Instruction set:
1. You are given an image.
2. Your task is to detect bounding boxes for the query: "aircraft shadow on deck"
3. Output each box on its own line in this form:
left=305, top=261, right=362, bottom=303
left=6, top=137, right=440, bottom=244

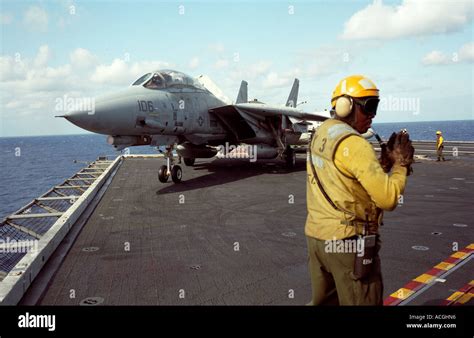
left=156, top=157, right=306, bottom=195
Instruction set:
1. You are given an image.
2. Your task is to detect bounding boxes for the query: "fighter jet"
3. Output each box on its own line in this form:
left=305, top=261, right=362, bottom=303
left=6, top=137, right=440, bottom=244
left=60, top=69, right=327, bottom=183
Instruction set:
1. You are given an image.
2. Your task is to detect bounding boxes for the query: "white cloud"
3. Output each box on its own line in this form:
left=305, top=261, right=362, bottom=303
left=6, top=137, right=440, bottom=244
left=227, top=60, right=273, bottom=84
left=208, top=43, right=225, bottom=53
left=0, top=13, right=13, bottom=25
left=23, top=6, right=48, bottom=32
left=422, top=42, right=474, bottom=65
left=341, top=0, right=474, bottom=40
left=90, top=59, right=170, bottom=85
left=262, top=71, right=292, bottom=89
left=188, top=57, right=199, bottom=70
left=5, top=100, right=22, bottom=109
left=294, top=44, right=363, bottom=79
left=0, top=46, right=172, bottom=132
left=29, top=101, right=46, bottom=109
left=214, top=58, right=229, bottom=70
left=70, top=48, right=98, bottom=69
left=0, top=45, right=59, bottom=84
left=421, top=50, right=450, bottom=65
left=248, top=61, right=272, bottom=76
left=0, top=56, right=26, bottom=81
left=90, top=59, right=140, bottom=84
left=34, top=45, right=51, bottom=67
left=458, top=42, right=474, bottom=63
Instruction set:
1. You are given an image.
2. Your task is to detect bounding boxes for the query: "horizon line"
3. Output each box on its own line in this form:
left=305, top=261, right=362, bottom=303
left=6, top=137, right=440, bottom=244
left=0, top=118, right=473, bottom=138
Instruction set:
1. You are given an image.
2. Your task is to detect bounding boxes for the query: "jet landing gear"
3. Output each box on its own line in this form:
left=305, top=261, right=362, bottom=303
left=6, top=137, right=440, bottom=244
left=171, top=165, right=183, bottom=183
left=283, top=146, right=296, bottom=169
left=158, top=146, right=183, bottom=183
left=158, top=157, right=182, bottom=183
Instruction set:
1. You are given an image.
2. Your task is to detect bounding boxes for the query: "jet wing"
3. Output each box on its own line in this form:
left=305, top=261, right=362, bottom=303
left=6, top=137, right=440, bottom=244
left=210, top=104, right=328, bottom=142
left=209, top=78, right=328, bottom=142
left=233, top=103, right=328, bottom=122
left=211, top=103, right=327, bottom=127
left=209, top=105, right=257, bottom=141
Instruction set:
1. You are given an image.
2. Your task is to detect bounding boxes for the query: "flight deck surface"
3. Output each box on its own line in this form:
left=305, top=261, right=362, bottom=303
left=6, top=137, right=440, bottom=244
left=27, top=154, right=473, bottom=305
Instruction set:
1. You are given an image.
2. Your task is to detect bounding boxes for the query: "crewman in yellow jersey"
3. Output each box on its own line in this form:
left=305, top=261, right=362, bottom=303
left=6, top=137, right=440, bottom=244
left=436, top=131, right=445, bottom=161
left=305, top=75, right=414, bottom=305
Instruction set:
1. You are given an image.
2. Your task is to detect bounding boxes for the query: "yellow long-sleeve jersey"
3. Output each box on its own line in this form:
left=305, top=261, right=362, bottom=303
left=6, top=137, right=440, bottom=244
left=305, top=119, right=407, bottom=240
left=437, top=136, right=444, bottom=149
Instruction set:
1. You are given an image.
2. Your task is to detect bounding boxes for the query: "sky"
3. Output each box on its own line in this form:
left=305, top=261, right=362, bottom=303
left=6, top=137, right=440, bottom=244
left=0, top=0, right=473, bottom=137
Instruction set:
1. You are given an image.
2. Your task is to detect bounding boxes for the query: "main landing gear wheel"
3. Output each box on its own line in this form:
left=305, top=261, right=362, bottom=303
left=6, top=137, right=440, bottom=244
left=183, top=157, right=195, bottom=166
left=284, top=146, right=296, bottom=169
left=171, top=165, right=183, bottom=183
left=158, top=165, right=169, bottom=183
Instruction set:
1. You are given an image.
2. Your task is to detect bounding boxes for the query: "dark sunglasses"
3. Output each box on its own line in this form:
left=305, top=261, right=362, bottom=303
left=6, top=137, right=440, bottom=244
left=354, top=97, right=379, bottom=116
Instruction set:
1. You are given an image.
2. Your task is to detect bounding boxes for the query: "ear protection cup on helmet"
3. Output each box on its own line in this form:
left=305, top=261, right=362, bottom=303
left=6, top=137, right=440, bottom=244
left=335, top=96, right=353, bottom=118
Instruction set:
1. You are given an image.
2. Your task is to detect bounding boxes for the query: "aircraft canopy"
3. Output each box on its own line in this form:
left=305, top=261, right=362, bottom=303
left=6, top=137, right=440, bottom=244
left=132, top=70, right=205, bottom=90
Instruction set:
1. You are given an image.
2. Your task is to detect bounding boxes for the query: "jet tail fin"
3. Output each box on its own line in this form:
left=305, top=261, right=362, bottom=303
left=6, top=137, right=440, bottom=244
left=286, top=78, right=299, bottom=108
left=236, top=80, right=248, bottom=104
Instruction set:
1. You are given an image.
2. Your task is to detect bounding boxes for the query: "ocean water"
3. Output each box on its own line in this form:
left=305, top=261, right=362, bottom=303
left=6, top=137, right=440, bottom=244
left=1, top=120, right=473, bottom=219
left=0, top=134, right=154, bottom=220
left=372, top=120, right=474, bottom=142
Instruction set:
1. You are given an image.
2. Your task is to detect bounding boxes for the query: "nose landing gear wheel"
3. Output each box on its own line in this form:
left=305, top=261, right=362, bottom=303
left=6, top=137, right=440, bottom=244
left=158, top=165, right=169, bottom=183
left=171, top=165, right=182, bottom=183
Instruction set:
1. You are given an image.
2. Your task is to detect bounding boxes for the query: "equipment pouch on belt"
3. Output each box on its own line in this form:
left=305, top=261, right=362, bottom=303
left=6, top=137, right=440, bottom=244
left=352, top=235, right=376, bottom=280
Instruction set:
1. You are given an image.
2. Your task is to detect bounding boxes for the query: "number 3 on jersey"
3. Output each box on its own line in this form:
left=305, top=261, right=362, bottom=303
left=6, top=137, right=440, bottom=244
left=319, top=138, right=327, bottom=153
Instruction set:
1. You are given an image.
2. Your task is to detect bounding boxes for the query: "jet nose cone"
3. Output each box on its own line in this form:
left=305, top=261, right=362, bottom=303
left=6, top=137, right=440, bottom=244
left=62, top=87, right=144, bottom=135
left=65, top=109, right=90, bottom=121
left=64, top=109, right=97, bottom=131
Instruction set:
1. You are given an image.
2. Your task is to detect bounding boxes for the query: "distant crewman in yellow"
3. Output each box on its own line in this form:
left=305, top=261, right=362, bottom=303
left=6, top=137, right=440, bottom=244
left=436, top=131, right=445, bottom=161
left=305, top=75, right=414, bottom=305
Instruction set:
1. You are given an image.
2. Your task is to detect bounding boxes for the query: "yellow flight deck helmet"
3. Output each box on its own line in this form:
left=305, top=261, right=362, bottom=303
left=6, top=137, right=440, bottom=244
left=436, top=131, right=442, bottom=135
left=331, top=75, right=380, bottom=118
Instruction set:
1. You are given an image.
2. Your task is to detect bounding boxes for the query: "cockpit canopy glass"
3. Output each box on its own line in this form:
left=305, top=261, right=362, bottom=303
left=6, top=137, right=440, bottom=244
left=132, top=69, right=205, bottom=90
left=131, top=73, right=151, bottom=86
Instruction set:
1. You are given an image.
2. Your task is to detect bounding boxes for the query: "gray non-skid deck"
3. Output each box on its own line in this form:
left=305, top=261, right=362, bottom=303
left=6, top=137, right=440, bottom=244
left=36, top=155, right=473, bottom=305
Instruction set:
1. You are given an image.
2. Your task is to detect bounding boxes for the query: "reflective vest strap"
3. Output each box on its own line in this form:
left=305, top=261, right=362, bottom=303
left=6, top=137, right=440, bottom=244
left=308, top=134, right=340, bottom=212
left=330, top=133, right=359, bottom=181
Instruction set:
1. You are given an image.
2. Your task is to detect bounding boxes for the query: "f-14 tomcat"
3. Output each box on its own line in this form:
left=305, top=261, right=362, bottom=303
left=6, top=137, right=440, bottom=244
left=59, top=69, right=327, bottom=183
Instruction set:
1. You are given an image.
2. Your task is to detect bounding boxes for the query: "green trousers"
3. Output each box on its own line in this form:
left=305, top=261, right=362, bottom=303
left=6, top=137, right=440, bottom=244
left=306, top=236, right=383, bottom=305
left=437, top=146, right=445, bottom=161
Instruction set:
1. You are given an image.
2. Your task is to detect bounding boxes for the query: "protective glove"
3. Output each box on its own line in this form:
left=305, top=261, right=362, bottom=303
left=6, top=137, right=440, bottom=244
left=379, top=132, right=397, bottom=173
left=388, top=130, right=415, bottom=176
